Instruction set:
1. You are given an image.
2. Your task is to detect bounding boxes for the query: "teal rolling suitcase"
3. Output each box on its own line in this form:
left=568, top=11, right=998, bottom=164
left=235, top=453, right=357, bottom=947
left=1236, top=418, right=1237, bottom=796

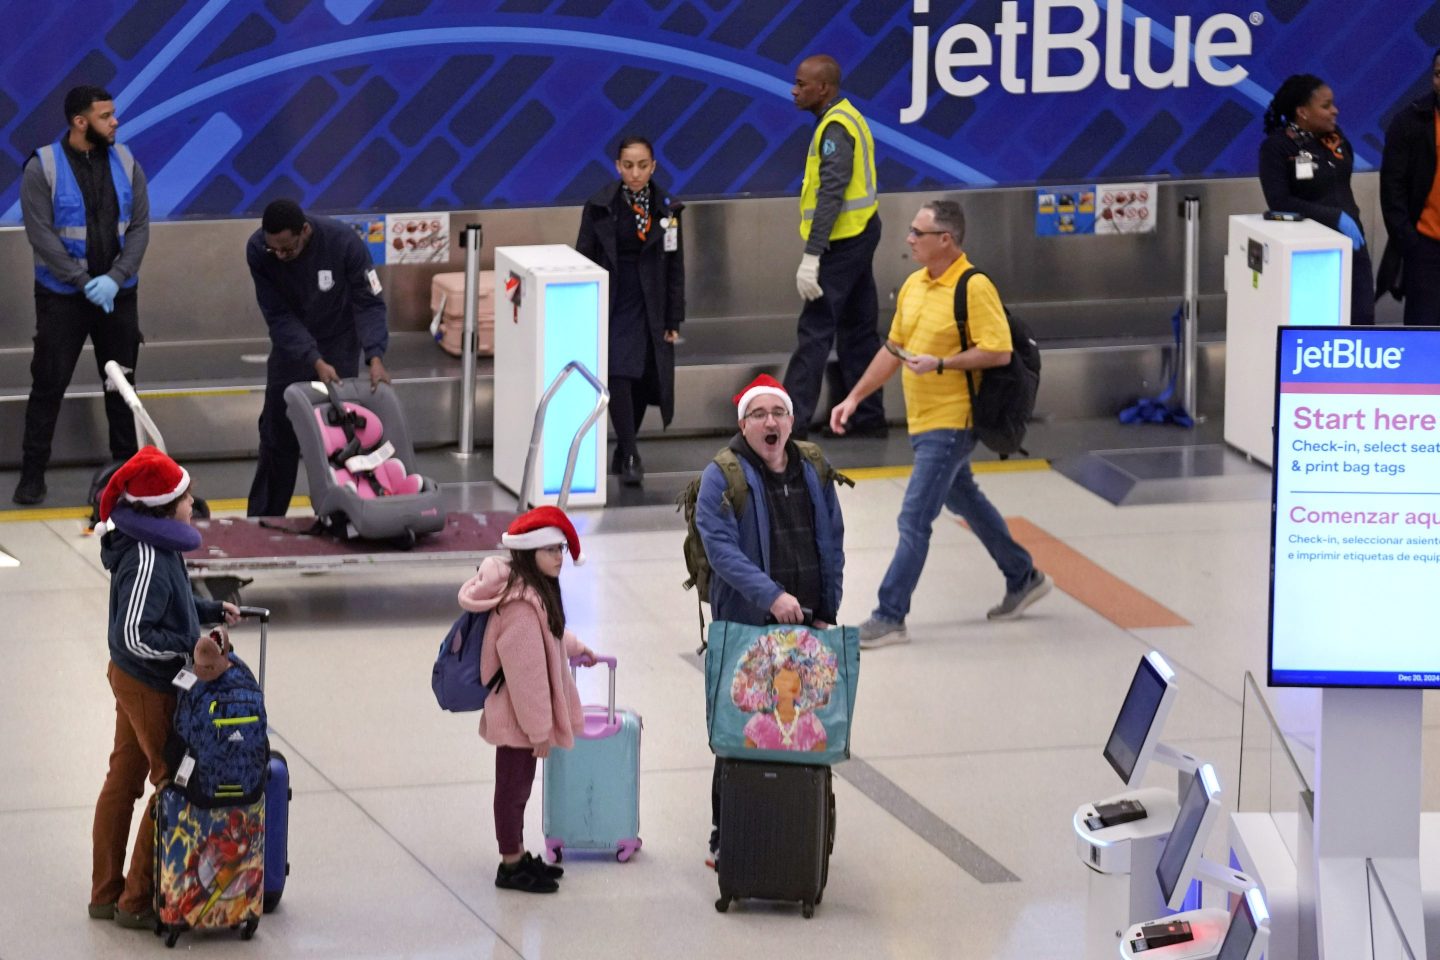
left=542, top=657, right=642, bottom=862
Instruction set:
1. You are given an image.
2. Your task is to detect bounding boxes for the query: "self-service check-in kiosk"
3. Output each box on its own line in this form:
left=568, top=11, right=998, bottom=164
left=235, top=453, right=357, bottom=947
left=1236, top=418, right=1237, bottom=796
left=1222, top=214, right=1350, bottom=466
left=493, top=245, right=608, bottom=508
left=1077, top=652, right=1201, bottom=939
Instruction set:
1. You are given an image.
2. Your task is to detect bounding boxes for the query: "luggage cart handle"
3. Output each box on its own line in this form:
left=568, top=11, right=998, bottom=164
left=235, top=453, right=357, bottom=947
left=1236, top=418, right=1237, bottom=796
left=235, top=606, right=271, bottom=691
left=569, top=655, right=616, bottom=725
left=103, top=360, right=166, bottom=453
left=518, top=360, right=610, bottom=512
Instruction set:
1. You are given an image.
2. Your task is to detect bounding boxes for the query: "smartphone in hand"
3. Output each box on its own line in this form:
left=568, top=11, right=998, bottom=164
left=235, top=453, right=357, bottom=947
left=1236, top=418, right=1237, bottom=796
left=884, top=341, right=916, bottom=361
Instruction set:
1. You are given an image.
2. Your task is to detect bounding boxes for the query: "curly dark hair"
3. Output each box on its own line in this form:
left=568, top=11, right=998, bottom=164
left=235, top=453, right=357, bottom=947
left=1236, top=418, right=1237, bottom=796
left=1263, top=74, right=1327, bottom=135
left=505, top=549, right=567, bottom=639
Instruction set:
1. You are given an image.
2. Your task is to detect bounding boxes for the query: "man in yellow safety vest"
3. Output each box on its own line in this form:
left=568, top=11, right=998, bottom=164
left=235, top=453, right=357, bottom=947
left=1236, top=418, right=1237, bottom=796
left=783, top=55, right=886, bottom=440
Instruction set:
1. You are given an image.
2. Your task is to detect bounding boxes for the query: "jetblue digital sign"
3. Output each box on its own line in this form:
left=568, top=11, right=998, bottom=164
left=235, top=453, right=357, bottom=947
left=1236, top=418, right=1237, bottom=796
left=1270, top=327, right=1440, bottom=688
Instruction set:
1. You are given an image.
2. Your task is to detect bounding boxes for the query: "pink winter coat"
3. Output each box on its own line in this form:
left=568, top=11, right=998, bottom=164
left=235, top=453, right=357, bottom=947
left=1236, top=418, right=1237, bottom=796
left=458, top=556, right=592, bottom=750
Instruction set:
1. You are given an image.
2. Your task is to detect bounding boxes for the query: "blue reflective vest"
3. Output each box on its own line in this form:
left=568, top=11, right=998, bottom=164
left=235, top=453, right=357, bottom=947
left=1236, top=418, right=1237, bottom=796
left=33, top=139, right=136, bottom=294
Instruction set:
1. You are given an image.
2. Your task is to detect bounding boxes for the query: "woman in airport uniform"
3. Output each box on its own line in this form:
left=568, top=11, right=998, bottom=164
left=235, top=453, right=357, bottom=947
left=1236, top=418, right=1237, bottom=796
left=576, top=136, right=686, bottom=488
left=1259, top=73, right=1375, bottom=324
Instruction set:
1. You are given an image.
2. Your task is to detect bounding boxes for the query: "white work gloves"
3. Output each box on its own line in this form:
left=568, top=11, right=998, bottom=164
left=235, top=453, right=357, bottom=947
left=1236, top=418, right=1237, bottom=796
left=795, top=253, right=822, bottom=301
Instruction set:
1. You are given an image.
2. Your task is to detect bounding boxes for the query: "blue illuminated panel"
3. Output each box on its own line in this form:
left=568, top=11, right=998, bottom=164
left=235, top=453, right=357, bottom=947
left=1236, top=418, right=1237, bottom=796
left=542, top=281, right=600, bottom=496
left=1289, top=249, right=1343, bottom=326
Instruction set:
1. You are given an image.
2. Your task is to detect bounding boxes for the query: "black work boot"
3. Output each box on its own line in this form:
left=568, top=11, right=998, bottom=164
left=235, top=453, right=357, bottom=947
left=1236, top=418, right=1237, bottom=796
left=12, top=471, right=46, bottom=506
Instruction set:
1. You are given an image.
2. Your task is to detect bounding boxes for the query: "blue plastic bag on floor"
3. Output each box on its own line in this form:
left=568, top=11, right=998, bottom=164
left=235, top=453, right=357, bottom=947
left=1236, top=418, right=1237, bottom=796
left=704, top=621, right=860, bottom=766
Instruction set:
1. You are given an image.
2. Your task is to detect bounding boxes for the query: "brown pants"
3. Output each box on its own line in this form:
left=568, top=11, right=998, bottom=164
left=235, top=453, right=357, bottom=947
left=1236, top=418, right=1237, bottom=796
left=92, top=662, right=175, bottom=913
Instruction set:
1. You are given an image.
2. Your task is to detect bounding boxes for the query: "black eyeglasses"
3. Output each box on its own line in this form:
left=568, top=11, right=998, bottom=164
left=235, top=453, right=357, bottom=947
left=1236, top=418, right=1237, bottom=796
left=743, top=407, right=792, bottom=422
left=907, top=227, right=948, bottom=238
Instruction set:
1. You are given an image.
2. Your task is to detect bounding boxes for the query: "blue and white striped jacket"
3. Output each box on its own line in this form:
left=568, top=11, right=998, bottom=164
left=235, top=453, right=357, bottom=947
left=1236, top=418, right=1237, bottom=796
left=100, top=506, right=224, bottom=692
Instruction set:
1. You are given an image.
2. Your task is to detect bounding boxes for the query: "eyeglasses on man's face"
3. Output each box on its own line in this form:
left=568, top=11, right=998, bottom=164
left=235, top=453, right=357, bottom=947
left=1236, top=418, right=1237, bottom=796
left=907, top=226, right=948, bottom=238
left=743, top=407, right=793, bottom=423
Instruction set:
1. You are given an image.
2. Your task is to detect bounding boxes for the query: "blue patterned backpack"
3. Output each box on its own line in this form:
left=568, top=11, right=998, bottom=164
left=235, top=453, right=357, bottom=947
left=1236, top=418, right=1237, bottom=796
left=172, top=654, right=270, bottom=805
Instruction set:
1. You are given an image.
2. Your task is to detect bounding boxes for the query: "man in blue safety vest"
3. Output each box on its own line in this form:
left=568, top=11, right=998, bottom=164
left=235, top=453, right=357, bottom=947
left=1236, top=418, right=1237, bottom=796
left=783, top=55, right=887, bottom=441
left=14, top=86, right=150, bottom=505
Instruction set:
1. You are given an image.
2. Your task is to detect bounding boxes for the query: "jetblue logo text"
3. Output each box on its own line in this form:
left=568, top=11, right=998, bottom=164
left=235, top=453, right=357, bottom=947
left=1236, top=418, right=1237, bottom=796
left=1290, top=338, right=1404, bottom=376
left=903, top=0, right=1255, bottom=123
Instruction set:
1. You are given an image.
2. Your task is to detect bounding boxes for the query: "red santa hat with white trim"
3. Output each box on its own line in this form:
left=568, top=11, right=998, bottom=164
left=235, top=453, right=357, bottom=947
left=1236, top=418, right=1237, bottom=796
left=95, top=446, right=190, bottom=533
left=500, top=505, right=585, bottom=565
left=733, top=374, right=793, bottom=420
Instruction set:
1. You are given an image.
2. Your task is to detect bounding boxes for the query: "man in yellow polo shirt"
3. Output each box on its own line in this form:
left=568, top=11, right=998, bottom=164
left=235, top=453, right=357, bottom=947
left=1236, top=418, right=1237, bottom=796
left=783, top=54, right=886, bottom=440
left=830, top=200, right=1050, bottom=648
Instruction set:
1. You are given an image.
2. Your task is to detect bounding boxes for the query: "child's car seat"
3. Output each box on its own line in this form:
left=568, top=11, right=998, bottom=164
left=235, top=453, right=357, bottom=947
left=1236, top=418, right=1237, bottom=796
left=284, top=380, right=445, bottom=543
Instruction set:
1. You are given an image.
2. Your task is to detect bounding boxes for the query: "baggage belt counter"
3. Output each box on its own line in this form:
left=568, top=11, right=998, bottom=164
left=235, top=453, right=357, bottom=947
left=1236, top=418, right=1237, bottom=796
left=184, top=511, right=512, bottom=576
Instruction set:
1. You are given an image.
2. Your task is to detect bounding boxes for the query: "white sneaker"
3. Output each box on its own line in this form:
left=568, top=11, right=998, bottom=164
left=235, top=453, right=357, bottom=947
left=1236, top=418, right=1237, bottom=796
left=859, top=617, right=909, bottom=649
left=987, top=571, right=1053, bottom=621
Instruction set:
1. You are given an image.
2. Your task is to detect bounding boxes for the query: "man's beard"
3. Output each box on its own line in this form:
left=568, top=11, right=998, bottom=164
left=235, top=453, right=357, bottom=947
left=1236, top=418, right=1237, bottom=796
left=83, top=125, right=112, bottom=148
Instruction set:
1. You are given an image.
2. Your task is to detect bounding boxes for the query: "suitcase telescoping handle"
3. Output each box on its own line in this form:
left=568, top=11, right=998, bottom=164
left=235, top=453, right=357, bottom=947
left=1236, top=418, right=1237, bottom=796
left=237, top=606, right=271, bottom=691
left=570, top=655, right=616, bottom=725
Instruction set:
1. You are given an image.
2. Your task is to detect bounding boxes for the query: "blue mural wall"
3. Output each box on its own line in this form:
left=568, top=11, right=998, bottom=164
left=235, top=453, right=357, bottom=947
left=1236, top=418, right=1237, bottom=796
left=1, top=0, right=1436, bottom=223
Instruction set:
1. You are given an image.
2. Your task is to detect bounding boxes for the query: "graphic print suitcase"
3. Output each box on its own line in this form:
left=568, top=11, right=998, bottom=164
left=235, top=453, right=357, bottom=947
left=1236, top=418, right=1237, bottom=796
left=241, top=607, right=292, bottom=914
left=541, top=656, right=643, bottom=863
left=715, top=759, right=834, bottom=918
left=153, top=786, right=265, bottom=947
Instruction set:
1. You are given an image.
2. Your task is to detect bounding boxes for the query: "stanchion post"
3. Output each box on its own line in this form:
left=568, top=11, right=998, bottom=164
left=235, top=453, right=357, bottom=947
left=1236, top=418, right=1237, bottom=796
left=453, top=223, right=483, bottom=458
left=1180, top=196, right=1201, bottom=419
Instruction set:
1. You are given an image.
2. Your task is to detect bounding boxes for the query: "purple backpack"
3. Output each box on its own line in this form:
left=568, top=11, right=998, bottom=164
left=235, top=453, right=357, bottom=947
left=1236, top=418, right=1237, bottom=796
left=431, top=610, right=505, bottom=712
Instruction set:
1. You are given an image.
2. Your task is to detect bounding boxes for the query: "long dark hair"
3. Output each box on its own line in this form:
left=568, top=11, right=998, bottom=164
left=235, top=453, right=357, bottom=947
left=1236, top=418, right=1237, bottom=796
left=1263, top=74, right=1326, bottom=135
left=505, top=549, right=566, bottom=639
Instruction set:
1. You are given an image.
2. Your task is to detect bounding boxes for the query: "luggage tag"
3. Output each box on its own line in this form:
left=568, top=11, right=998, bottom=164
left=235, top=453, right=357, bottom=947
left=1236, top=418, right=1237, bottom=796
left=663, top=216, right=678, bottom=252
left=172, top=667, right=198, bottom=691
left=1295, top=151, right=1315, bottom=181
left=173, top=753, right=196, bottom=788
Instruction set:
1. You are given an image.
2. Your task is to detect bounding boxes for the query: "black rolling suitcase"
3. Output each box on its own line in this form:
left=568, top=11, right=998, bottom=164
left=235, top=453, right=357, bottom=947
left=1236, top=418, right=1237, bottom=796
left=714, top=759, right=835, bottom=918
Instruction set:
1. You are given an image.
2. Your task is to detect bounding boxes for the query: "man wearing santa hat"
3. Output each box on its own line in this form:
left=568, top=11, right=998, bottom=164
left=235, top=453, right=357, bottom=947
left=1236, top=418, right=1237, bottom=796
left=693, top=373, right=846, bottom=865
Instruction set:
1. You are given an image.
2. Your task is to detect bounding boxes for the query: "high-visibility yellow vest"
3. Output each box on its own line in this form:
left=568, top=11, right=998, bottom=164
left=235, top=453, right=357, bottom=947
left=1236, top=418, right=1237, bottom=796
left=799, top=98, right=878, bottom=241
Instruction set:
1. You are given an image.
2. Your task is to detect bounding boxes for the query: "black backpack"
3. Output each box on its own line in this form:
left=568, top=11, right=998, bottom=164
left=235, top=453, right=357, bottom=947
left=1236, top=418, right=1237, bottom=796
left=954, top=268, right=1041, bottom=459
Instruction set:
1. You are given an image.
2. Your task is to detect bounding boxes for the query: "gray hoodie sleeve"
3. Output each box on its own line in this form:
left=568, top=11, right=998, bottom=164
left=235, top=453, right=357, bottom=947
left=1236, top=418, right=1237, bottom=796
left=804, top=121, right=856, bottom=256
left=106, top=159, right=149, bottom=286
left=20, top=156, right=91, bottom=288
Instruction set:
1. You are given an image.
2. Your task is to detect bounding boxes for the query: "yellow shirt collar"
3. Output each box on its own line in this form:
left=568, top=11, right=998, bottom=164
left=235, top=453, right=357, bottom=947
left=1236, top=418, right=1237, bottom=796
left=919, top=253, right=972, bottom=289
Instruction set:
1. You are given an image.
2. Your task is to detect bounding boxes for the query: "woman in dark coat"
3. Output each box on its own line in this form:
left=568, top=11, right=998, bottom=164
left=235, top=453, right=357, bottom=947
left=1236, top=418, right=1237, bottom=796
left=575, top=136, right=685, bottom=487
left=1378, top=49, right=1440, bottom=324
left=1259, top=73, right=1375, bottom=325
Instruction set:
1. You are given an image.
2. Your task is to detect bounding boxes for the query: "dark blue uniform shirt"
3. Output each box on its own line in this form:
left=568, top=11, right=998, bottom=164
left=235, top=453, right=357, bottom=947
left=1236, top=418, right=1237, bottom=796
left=245, top=215, right=388, bottom=378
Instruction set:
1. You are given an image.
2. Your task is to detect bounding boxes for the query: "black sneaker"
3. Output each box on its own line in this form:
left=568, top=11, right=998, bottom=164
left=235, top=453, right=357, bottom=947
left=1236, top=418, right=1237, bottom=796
left=495, top=859, right=558, bottom=894
left=11, top=473, right=46, bottom=506
left=520, top=851, right=563, bottom=880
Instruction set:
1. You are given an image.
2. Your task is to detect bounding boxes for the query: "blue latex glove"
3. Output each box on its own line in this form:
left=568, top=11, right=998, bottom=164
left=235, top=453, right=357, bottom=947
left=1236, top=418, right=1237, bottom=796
left=84, top=275, right=118, bottom=313
left=1337, top=213, right=1365, bottom=251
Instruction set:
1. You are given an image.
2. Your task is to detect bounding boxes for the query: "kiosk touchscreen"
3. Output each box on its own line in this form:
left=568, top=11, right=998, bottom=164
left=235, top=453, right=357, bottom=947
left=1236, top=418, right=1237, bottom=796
left=1104, top=651, right=1178, bottom=788
left=1215, top=888, right=1270, bottom=960
left=1156, top=764, right=1223, bottom=910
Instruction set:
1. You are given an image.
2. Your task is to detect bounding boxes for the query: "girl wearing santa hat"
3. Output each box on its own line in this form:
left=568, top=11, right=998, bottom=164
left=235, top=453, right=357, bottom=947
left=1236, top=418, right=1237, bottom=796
left=457, top=506, right=598, bottom=893
left=91, top=447, right=240, bottom=928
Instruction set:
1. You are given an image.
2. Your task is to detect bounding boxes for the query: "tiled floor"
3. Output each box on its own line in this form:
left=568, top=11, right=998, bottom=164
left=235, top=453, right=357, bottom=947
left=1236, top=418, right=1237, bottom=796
left=3, top=430, right=1438, bottom=959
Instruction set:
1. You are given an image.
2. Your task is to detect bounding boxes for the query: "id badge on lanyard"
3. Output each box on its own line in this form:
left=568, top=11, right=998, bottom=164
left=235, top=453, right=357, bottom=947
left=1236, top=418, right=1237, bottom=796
left=1295, top=150, right=1316, bottom=181
left=661, top=216, right=678, bottom=252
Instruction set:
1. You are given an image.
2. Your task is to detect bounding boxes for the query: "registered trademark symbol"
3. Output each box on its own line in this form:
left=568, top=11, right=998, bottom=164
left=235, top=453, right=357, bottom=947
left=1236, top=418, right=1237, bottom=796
left=1249, top=11, right=1263, bottom=25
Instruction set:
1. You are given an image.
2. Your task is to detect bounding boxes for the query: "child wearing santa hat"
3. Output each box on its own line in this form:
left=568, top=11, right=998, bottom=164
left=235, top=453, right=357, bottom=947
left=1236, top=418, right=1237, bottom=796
left=91, top=447, right=240, bottom=927
left=457, top=506, right=599, bottom=893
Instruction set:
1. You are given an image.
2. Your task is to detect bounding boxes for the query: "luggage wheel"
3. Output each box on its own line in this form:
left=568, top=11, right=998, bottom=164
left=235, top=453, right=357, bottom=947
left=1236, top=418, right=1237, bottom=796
left=241, top=917, right=258, bottom=940
left=714, top=896, right=730, bottom=913
left=391, top=529, right=417, bottom=550
left=165, top=928, right=181, bottom=948
left=802, top=902, right=815, bottom=919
